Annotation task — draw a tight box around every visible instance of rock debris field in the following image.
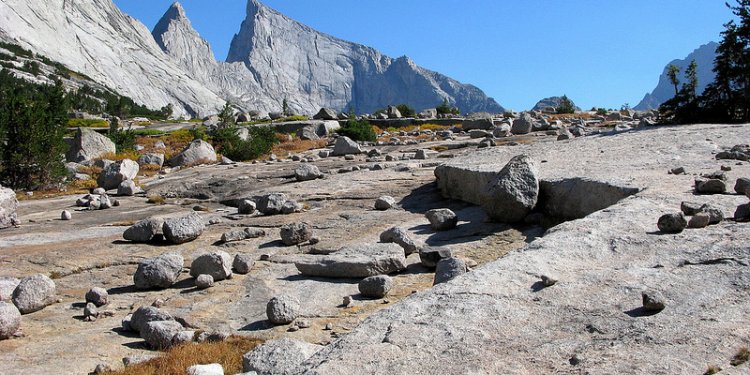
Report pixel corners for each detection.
[1,122,750,374]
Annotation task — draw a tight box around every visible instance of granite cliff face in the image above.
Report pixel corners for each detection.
[635,42,718,111]
[0,0,225,118]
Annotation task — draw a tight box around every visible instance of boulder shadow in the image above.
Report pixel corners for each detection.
[107,285,139,295]
[121,341,149,350]
[171,278,196,290]
[240,320,273,332]
[624,307,662,318]
[279,274,359,285]
[111,327,140,338]
[530,281,548,293]
[259,240,285,249]
[401,262,432,275]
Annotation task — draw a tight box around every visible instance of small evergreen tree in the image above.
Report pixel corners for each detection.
[555,95,576,114]
[667,64,681,96]
[218,102,235,127]
[396,104,416,118]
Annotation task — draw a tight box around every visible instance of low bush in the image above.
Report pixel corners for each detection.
[67,118,109,128]
[338,118,376,142]
[211,125,279,161]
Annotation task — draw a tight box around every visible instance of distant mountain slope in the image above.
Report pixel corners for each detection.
[0,0,226,118]
[635,42,718,111]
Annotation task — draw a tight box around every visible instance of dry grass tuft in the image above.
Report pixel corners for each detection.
[146,195,166,205]
[109,336,262,375]
[272,138,328,157]
[704,365,722,374]
[731,347,750,366]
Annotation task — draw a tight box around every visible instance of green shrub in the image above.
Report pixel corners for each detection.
[338,118,376,142]
[189,126,208,141]
[211,125,279,161]
[108,128,136,153]
[555,95,576,114]
[436,99,460,115]
[281,115,308,122]
[67,118,109,128]
[396,104,416,118]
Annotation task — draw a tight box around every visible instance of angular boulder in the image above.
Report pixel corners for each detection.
[425,209,458,231]
[480,155,539,223]
[189,251,232,281]
[379,226,421,255]
[12,274,56,314]
[294,164,323,182]
[257,193,288,215]
[0,185,19,229]
[123,218,163,243]
[280,222,313,246]
[0,301,21,340]
[170,139,217,167]
[511,114,533,135]
[141,320,184,350]
[266,295,300,325]
[129,306,174,333]
[137,153,165,167]
[313,108,338,120]
[433,257,467,285]
[332,136,362,156]
[133,253,184,290]
[66,128,116,163]
[294,243,407,278]
[163,213,204,244]
[97,159,139,190]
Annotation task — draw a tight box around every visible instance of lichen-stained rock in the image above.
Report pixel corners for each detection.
[294,244,406,278]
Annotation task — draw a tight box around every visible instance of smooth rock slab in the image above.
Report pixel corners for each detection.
[243,339,322,375]
[294,243,407,278]
[12,274,56,314]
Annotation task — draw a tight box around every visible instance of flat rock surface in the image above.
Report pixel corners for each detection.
[297,124,750,374]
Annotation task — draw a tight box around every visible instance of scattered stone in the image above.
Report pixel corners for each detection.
[342,296,353,307]
[358,275,394,298]
[642,291,666,312]
[511,114,533,135]
[137,153,165,167]
[170,139,217,167]
[735,178,750,195]
[242,339,322,375]
[419,246,453,269]
[295,164,323,181]
[414,149,429,160]
[541,275,558,287]
[122,354,158,367]
[123,218,163,243]
[313,108,338,120]
[233,254,255,274]
[324,323,333,330]
[84,302,99,321]
[701,171,727,181]
[694,178,727,194]
[133,253,184,290]
[195,274,214,289]
[379,226,421,255]
[482,154,540,223]
[0,185,18,229]
[0,301,21,339]
[61,210,72,221]
[657,213,687,233]
[196,331,229,343]
[0,278,20,302]
[171,330,195,346]
[162,213,205,244]
[280,222,313,246]
[721,165,732,171]
[141,320,184,350]
[699,204,724,224]
[238,199,257,215]
[281,200,303,214]
[187,363,224,375]
[266,295,300,325]
[221,227,265,243]
[92,363,112,375]
[735,203,750,222]
[332,136,362,156]
[478,138,496,148]
[688,212,710,228]
[669,167,686,175]
[374,196,396,211]
[680,201,704,216]
[129,306,174,334]
[425,208,458,231]
[294,243,407,278]
[433,257,467,285]
[257,193,288,215]
[97,159,139,190]
[66,127,116,163]
[85,287,108,307]
[190,251,232,281]
[12,274,56,314]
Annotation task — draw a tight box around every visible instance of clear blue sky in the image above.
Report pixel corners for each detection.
[113,0,732,111]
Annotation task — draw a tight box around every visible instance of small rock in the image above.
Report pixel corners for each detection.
[680,201,704,216]
[358,275,394,298]
[642,291,666,312]
[266,295,300,325]
[187,363,224,375]
[92,363,112,375]
[172,330,196,346]
[133,253,184,290]
[414,149,429,160]
[238,199,257,215]
[12,274,56,314]
[123,218,163,243]
[721,165,732,171]
[0,301,21,339]
[419,246,453,269]
[295,319,311,329]
[61,210,72,221]
[85,287,109,307]
[324,323,333,330]
[695,178,727,194]
[657,213,687,233]
[233,254,255,274]
[195,274,214,289]
[294,164,323,182]
[281,200,303,214]
[541,275,558,287]
[374,196,396,211]
[735,203,750,222]
[162,213,205,244]
[117,179,139,196]
[280,222,313,246]
[84,302,99,321]
[141,320,184,350]
[122,354,157,367]
[257,193,287,215]
[699,204,724,224]
[669,167,686,175]
[425,208,458,231]
[379,226,420,255]
[189,251,232,281]
[342,296,353,307]
[129,306,173,333]
[0,278,20,302]
[433,257,467,285]
[735,177,750,195]
[688,212,710,228]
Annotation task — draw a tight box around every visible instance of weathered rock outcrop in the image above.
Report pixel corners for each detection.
[66,128,116,163]
[0,185,18,229]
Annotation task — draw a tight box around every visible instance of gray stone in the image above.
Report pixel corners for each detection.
[141,320,184,350]
[688,212,710,228]
[84,302,99,321]
[281,200,303,214]
[358,275,393,298]
[425,209,458,231]
[137,153,165,167]
[257,193,288,215]
[0,301,21,339]
[433,257,467,285]
[163,213,205,244]
[415,149,429,160]
[0,278,20,302]
[85,287,108,307]
[313,108,338,120]
[694,178,727,194]
[117,179,139,196]
[386,105,402,119]
[232,254,255,274]
[266,295,300,325]
[187,363,224,375]
[92,363,111,375]
[189,251,232,281]
[735,178,750,195]
[242,339,322,375]
[493,124,512,138]
[379,226,421,255]
[130,306,174,334]
[61,210,72,221]
[171,330,195,346]
[419,246,453,269]
[123,218,163,243]
[481,155,539,223]
[238,199,257,215]
[0,185,18,229]
[735,203,750,222]
[280,222,313,246]
[699,204,724,224]
[294,243,407,278]
[657,213,687,233]
[469,129,491,139]
[12,274,56,314]
[642,291,666,312]
[97,159,139,190]
[170,140,217,167]
[478,138,496,148]
[221,228,265,243]
[295,164,323,182]
[680,201,704,216]
[133,253,184,290]
[374,196,396,211]
[511,114,533,135]
[332,136,362,156]
[195,274,214,289]
[670,166,686,175]
[66,128,116,163]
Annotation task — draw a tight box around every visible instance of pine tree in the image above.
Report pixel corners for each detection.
[667,64,681,96]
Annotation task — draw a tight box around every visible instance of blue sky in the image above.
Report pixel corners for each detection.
[114,0,732,111]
